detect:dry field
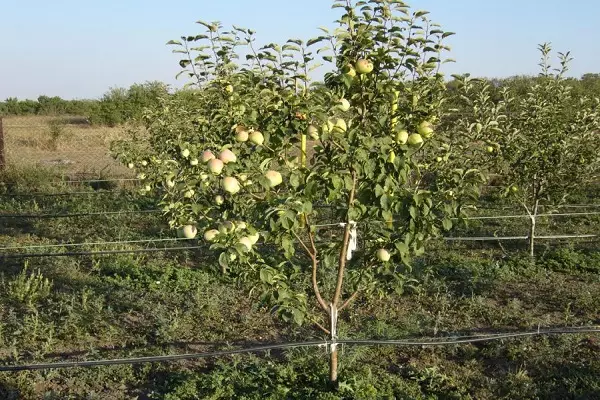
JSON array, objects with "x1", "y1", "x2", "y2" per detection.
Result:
[{"x1": 2, "y1": 115, "x2": 133, "y2": 178}]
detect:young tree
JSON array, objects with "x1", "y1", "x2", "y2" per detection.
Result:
[
  {"x1": 113, "y1": 0, "x2": 483, "y2": 384},
  {"x1": 450, "y1": 44, "x2": 600, "y2": 257}
]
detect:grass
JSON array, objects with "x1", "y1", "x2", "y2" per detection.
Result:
[
  {"x1": 0, "y1": 166, "x2": 599, "y2": 399},
  {"x1": 2, "y1": 116, "x2": 133, "y2": 178}
]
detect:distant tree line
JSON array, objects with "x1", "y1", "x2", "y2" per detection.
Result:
[
  {"x1": 446, "y1": 73, "x2": 600, "y2": 104},
  {"x1": 0, "y1": 81, "x2": 173, "y2": 126},
  {"x1": 2, "y1": 74, "x2": 599, "y2": 126}
]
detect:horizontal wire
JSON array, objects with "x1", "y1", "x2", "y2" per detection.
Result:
[
  {"x1": 0, "y1": 327, "x2": 597, "y2": 372},
  {"x1": 0, "y1": 209, "x2": 161, "y2": 219},
  {"x1": 1, "y1": 232, "x2": 598, "y2": 256},
  {"x1": 310, "y1": 211, "x2": 600, "y2": 229},
  {"x1": 1, "y1": 208, "x2": 599, "y2": 221},
  {"x1": 443, "y1": 234, "x2": 597, "y2": 242}
]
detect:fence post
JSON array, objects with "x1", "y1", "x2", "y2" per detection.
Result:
[{"x1": 0, "y1": 117, "x2": 5, "y2": 170}]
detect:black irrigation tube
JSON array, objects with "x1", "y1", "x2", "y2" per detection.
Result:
[
  {"x1": 0, "y1": 327, "x2": 598, "y2": 372},
  {"x1": 0, "y1": 209, "x2": 161, "y2": 219},
  {"x1": 0, "y1": 245, "x2": 210, "y2": 260},
  {"x1": 61, "y1": 178, "x2": 140, "y2": 184}
]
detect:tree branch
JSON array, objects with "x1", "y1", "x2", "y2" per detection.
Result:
[
  {"x1": 332, "y1": 170, "x2": 357, "y2": 307},
  {"x1": 338, "y1": 288, "x2": 360, "y2": 312},
  {"x1": 304, "y1": 214, "x2": 329, "y2": 313},
  {"x1": 313, "y1": 319, "x2": 331, "y2": 335},
  {"x1": 292, "y1": 230, "x2": 313, "y2": 258}
]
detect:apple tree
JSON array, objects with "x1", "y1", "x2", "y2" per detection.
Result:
[
  {"x1": 112, "y1": 0, "x2": 484, "y2": 383},
  {"x1": 448, "y1": 44, "x2": 600, "y2": 257}
]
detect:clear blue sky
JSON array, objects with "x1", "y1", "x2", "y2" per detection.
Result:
[{"x1": 1, "y1": 0, "x2": 599, "y2": 100}]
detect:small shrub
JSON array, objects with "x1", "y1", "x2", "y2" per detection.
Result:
[
  {"x1": 1, "y1": 262, "x2": 53, "y2": 310},
  {"x1": 46, "y1": 118, "x2": 67, "y2": 150}
]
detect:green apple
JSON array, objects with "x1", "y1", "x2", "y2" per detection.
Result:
[
  {"x1": 219, "y1": 149, "x2": 237, "y2": 164},
  {"x1": 127, "y1": 162, "x2": 134, "y2": 169},
  {"x1": 235, "y1": 221, "x2": 247, "y2": 231},
  {"x1": 222, "y1": 176, "x2": 241, "y2": 194},
  {"x1": 436, "y1": 156, "x2": 443, "y2": 163},
  {"x1": 140, "y1": 160, "x2": 148, "y2": 166},
  {"x1": 355, "y1": 59, "x2": 374, "y2": 74},
  {"x1": 214, "y1": 195, "x2": 224, "y2": 205},
  {"x1": 417, "y1": 121, "x2": 434, "y2": 138},
  {"x1": 178, "y1": 225, "x2": 198, "y2": 239},
  {"x1": 199, "y1": 173, "x2": 209, "y2": 181},
  {"x1": 219, "y1": 221, "x2": 235, "y2": 234},
  {"x1": 249, "y1": 131, "x2": 264, "y2": 146},
  {"x1": 189, "y1": 158, "x2": 199, "y2": 166},
  {"x1": 181, "y1": 148, "x2": 190, "y2": 158},
  {"x1": 332, "y1": 118, "x2": 347, "y2": 133},
  {"x1": 395, "y1": 129, "x2": 409, "y2": 145},
  {"x1": 486, "y1": 146, "x2": 494, "y2": 153},
  {"x1": 201, "y1": 150, "x2": 215, "y2": 163},
  {"x1": 511, "y1": 185, "x2": 518, "y2": 193},
  {"x1": 203, "y1": 229, "x2": 219, "y2": 242},
  {"x1": 208, "y1": 158, "x2": 224, "y2": 174},
  {"x1": 144, "y1": 185, "x2": 151, "y2": 192},
  {"x1": 324, "y1": 119, "x2": 334, "y2": 133},
  {"x1": 225, "y1": 84, "x2": 234, "y2": 93},
  {"x1": 184, "y1": 189, "x2": 195, "y2": 198},
  {"x1": 376, "y1": 249, "x2": 391, "y2": 262},
  {"x1": 338, "y1": 98, "x2": 351, "y2": 112},
  {"x1": 235, "y1": 130, "x2": 249, "y2": 142},
  {"x1": 407, "y1": 133, "x2": 423, "y2": 147},
  {"x1": 239, "y1": 237, "x2": 253, "y2": 251},
  {"x1": 343, "y1": 64, "x2": 357, "y2": 78},
  {"x1": 306, "y1": 125, "x2": 319, "y2": 140},
  {"x1": 248, "y1": 232, "x2": 260, "y2": 245},
  {"x1": 388, "y1": 151, "x2": 396, "y2": 163},
  {"x1": 265, "y1": 170, "x2": 283, "y2": 188}
]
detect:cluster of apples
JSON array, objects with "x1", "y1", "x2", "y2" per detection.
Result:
[
  {"x1": 203, "y1": 220, "x2": 261, "y2": 251},
  {"x1": 394, "y1": 121, "x2": 435, "y2": 147},
  {"x1": 234, "y1": 125, "x2": 264, "y2": 145},
  {"x1": 342, "y1": 58, "x2": 375, "y2": 78}
]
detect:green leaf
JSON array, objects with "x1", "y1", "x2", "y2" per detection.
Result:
[
  {"x1": 305, "y1": 181, "x2": 318, "y2": 197},
  {"x1": 307, "y1": 36, "x2": 326, "y2": 47},
  {"x1": 260, "y1": 268, "x2": 275, "y2": 285},
  {"x1": 289, "y1": 172, "x2": 301, "y2": 189},
  {"x1": 282, "y1": 235, "x2": 295, "y2": 259},
  {"x1": 442, "y1": 218, "x2": 453, "y2": 231},
  {"x1": 292, "y1": 308, "x2": 305, "y2": 325},
  {"x1": 395, "y1": 242, "x2": 409, "y2": 255}
]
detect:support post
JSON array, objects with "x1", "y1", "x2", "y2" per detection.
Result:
[{"x1": 329, "y1": 304, "x2": 339, "y2": 385}]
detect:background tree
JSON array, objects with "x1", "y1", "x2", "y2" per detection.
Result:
[{"x1": 449, "y1": 44, "x2": 600, "y2": 257}]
